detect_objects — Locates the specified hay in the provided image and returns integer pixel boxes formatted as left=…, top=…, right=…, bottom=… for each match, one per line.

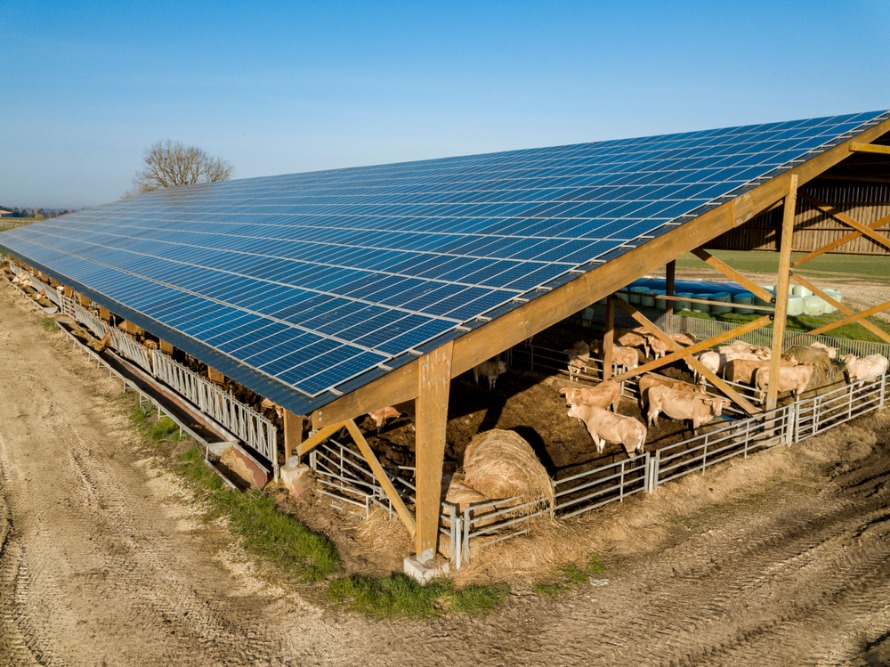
left=444, top=473, right=489, bottom=511
left=461, top=429, right=555, bottom=511
left=787, top=345, right=841, bottom=387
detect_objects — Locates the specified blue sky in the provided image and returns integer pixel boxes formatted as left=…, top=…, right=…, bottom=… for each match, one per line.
left=2, top=0, right=889, bottom=209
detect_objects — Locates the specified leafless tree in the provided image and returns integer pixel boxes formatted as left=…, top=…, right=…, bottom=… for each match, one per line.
left=124, top=140, right=233, bottom=197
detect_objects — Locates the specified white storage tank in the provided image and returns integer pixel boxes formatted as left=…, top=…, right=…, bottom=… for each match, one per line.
left=803, top=295, right=827, bottom=316
left=822, top=288, right=843, bottom=313
left=787, top=294, right=805, bottom=316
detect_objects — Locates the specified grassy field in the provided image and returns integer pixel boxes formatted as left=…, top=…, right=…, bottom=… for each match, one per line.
left=676, top=250, right=890, bottom=283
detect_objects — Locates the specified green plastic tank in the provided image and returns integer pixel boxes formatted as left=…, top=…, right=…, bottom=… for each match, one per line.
left=675, top=292, right=694, bottom=312
left=733, top=292, right=755, bottom=315
left=711, top=291, right=733, bottom=314
left=692, top=293, right=712, bottom=313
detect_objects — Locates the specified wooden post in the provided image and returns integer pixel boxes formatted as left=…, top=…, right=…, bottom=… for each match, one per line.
left=283, top=410, right=304, bottom=458
left=665, top=260, right=676, bottom=319
left=76, top=292, right=90, bottom=307
left=159, top=339, right=174, bottom=355
left=766, top=175, right=798, bottom=411
left=207, top=365, right=225, bottom=384
left=602, top=295, right=615, bottom=380
left=98, top=306, right=111, bottom=323
left=414, top=342, right=453, bottom=562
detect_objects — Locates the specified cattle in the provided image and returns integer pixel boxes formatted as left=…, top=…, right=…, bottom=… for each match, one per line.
left=638, top=373, right=705, bottom=410
left=566, top=402, right=646, bottom=457
left=686, top=350, right=721, bottom=384
left=473, top=358, right=507, bottom=389
left=611, top=345, right=639, bottom=369
left=723, top=354, right=797, bottom=385
left=646, top=385, right=728, bottom=434
left=645, top=335, right=672, bottom=360
left=842, top=354, right=890, bottom=384
left=671, top=332, right=696, bottom=347
left=563, top=340, right=591, bottom=378
left=559, top=380, right=621, bottom=413
left=615, top=327, right=650, bottom=353
left=754, top=363, right=814, bottom=398
left=367, top=400, right=416, bottom=432
left=809, top=341, right=837, bottom=360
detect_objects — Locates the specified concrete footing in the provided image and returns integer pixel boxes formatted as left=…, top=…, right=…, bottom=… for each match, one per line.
left=403, top=555, right=450, bottom=584
left=280, top=458, right=312, bottom=499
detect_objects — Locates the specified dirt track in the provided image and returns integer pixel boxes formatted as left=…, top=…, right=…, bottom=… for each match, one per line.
left=2, top=281, right=890, bottom=666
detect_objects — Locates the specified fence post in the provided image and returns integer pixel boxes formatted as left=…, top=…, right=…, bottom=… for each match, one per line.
left=645, top=452, right=658, bottom=493
left=880, top=373, right=887, bottom=411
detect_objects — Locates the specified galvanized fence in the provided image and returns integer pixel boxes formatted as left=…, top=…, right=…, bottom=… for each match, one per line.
left=152, top=351, right=278, bottom=479
left=666, top=314, right=890, bottom=359
left=52, top=292, right=280, bottom=478
left=309, top=371, right=889, bottom=569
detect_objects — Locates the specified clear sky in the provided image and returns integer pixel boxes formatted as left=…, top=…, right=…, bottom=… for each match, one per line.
left=2, top=0, right=889, bottom=210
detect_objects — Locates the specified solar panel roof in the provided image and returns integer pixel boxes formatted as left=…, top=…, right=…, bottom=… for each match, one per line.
left=2, top=109, right=888, bottom=415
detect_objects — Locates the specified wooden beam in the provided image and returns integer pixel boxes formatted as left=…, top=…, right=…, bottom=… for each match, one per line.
left=790, top=273, right=890, bottom=346
left=612, top=315, right=772, bottom=383
left=414, top=342, right=453, bottom=562
left=207, top=365, right=225, bottom=384
left=849, top=142, right=890, bottom=155
left=791, top=212, right=890, bottom=267
left=311, top=116, right=890, bottom=428
left=283, top=409, right=305, bottom=458
left=602, top=295, right=615, bottom=380
left=766, top=176, right=798, bottom=411
left=344, top=420, right=416, bottom=538
left=657, top=293, right=774, bottom=312
left=98, top=306, right=111, bottom=322
left=691, top=248, right=774, bottom=302
left=665, top=260, right=675, bottom=318
left=798, top=192, right=890, bottom=253
left=295, top=421, right=349, bottom=459
left=614, top=299, right=761, bottom=415
left=806, top=301, right=890, bottom=337
left=159, top=339, right=174, bottom=355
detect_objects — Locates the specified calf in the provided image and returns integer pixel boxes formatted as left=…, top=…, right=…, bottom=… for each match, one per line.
left=638, top=373, right=704, bottom=410
left=842, top=354, right=889, bottom=384
left=563, top=340, right=591, bottom=378
left=473, top=358, right=507, bottom=390
left=646, top=385, right=728, bottom=434
left=560, top=380, right=621, bottom=413
left=723, top=354, right=796, bottom=385
left=809, top=341, right=837, bottom=360
left=686, top=350, right=721, bottom=384
left=754, top=363, right=814, bottom=398
left=567, top=402, right=646, bottom=457
left=611, top=345, right=639, bottom=370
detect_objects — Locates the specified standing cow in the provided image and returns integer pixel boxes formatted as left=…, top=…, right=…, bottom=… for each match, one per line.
left=567, top=402, right=646, bottom=457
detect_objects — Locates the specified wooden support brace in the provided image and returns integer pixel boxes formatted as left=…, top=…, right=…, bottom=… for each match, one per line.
left=283, top=410, right=305, bottom=458
left=691, top=248, right=775, bottom=302
left=766, top=176, right=798, bottom=410
left=414, top=342, right=453, bottom=562
left=849, top=142, right=890, bottom=155
left=790, top=274, right=890, bottom=346
left=806, top=301, right=890, bottom=337
left=792, top=212, right=890, bottom=267
left=295, top=421, right=349, bottom=459
left=98, top=306, right=111, bottom=323
left=207, top=366, right=225, bottom=384
left=159, top=339, right=174, bottom=355
left=602, top=295, right=615, bottom=380
left=614, top=300, right=762, bottom=415
left=344, top=420, right=416, bottom=538
left=798, top=193, right=890, bottom=253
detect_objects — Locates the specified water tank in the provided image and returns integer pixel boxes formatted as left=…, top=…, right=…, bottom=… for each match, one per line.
left=640, top=289, right=657, bottom=308
left=733, top=292, right=755, bottom=315
left=711, top=292, right=733, bottom=314
left=653, top=289, right=668, bottom=310
left=787, top=295, right=804, bottom=317
left=628, top=286, right=650, bottom=305
left=803, top=295, right=826, bottom=316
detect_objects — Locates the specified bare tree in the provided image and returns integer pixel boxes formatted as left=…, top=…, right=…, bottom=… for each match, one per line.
left=125, top=140, right=233, bottom=197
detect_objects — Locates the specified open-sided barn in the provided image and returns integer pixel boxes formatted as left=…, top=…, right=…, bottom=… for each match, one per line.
left=3, top=110, right=889, bottom=571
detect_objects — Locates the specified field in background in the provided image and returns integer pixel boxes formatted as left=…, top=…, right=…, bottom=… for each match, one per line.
left=678, top=249, right=890, bottom=283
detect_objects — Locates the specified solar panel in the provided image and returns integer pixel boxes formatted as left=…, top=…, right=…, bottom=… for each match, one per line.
left=2, top=110, right=887, bottom=416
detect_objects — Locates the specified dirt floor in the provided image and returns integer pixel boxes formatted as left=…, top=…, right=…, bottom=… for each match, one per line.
left=2, top=279, right=890, bottom=666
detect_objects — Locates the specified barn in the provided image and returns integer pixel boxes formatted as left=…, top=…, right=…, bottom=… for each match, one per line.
left=3, top=109, right=890, bottom=574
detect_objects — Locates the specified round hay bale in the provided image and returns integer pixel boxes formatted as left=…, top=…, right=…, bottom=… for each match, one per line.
left=461, top=429, right=554, bottom=511
left=444, top=476, right=489, bottom=511
left=786, top=345, right=840, bottom=387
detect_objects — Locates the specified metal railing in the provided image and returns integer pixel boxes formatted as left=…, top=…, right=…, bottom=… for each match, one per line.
left=152, top=351, right=278, bottom=479
left=553, top=454, right=650, bottom=518
left=794, top=372, right=886, bottom=441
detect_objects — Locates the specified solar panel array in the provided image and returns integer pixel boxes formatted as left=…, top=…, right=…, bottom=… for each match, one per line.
left=2, top=110, right=886, bottom=415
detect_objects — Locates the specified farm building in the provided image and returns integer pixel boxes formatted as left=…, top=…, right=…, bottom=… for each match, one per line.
left=2, top=110, right=890, bottom=574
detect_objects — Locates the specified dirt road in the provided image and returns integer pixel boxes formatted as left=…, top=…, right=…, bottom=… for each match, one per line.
left=1, top=282, right=889, bottom=666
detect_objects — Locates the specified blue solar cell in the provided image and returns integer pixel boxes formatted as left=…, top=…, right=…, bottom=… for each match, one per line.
left=2, top=109, right=885, bottom=412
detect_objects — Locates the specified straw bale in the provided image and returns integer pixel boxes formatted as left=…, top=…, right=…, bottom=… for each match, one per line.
left=445, top=474, right=489, bottom=511
left=461, top=429, right=555, bottom=511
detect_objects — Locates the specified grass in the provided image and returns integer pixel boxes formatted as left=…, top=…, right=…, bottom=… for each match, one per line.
left=676, top=249, right=890, bottom=283
left=533, top=554, right=606, bottom=596
left=41, top=317, right=58, bottom=332
left=327, top=574, right=508, bottom=618
left=126, top=403, right=508, bottom=614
